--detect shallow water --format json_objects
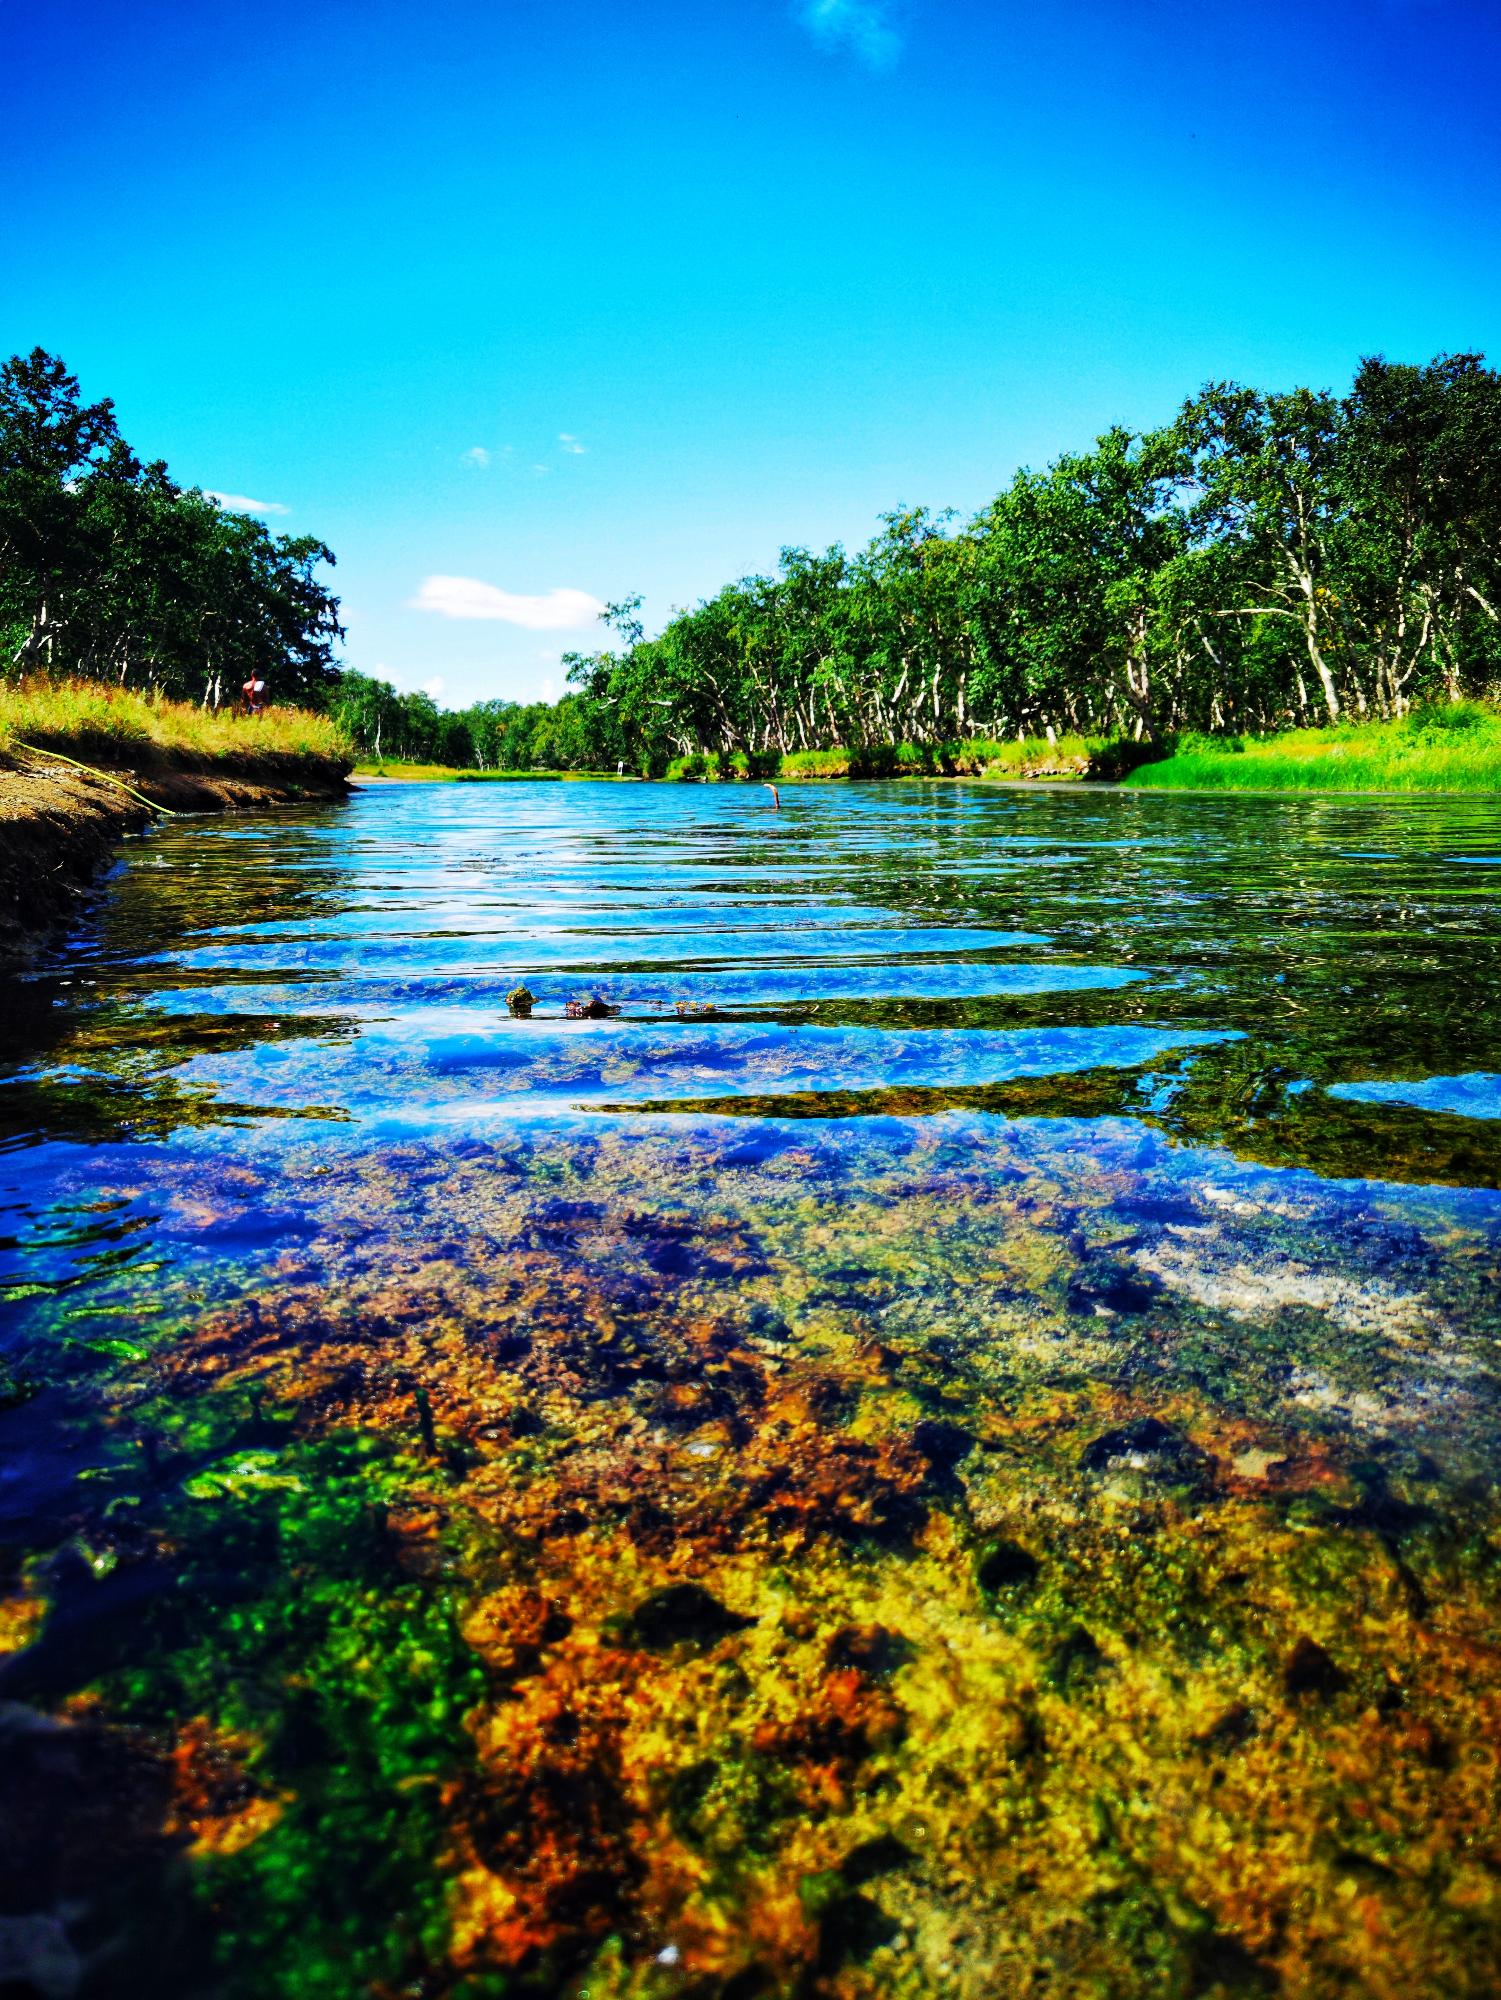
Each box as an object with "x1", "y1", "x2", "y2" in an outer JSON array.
[{"x1": 3, "y1": 778, "x2": 1501, "y2": 1999}]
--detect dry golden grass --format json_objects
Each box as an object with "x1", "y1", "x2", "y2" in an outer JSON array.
[{"x1": 0, "y1": 678, "x2": 350, "y2": 766}]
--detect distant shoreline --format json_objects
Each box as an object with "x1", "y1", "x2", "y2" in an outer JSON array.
[{"x1": 352, "y1": 706, "x2": 1501, "y2": 796}]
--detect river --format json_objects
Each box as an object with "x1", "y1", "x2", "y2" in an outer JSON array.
[{"x1": 3, "y1": 778, "x2": 1501, "y2": 1999}]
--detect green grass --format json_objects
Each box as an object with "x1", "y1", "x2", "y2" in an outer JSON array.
[
  {"x1": 666, "y1": 736, "x2": 1106, "y2": 782},
  {"x1": 354, "y1": 760, "x2": 506, "y2": 781},
  {"x1": 352, "y1": 761, "x2": 623, "y2": 781},
  {"x1": 0, "y1": 678, "x2": 350, "y2": 767},
  {"x1": 1125, "y1": 702, "x2": 1501, "y2": 793}
]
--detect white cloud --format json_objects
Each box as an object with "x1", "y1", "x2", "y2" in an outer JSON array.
[
  {"x1": 424, "y1": 676, "x2": 446, "y2": 698},
  {"x1": 559, "y1": 433, "x2": 586, "y2": 454},
  {"x1": 205, "y1": 490, "x2": 290, "y2": 516},
  {"x1": 461, "y1": 446, "x2": 491, "y2": 468},
  {"x1": 795, "y1": 0, "x2": 901, "y2": 68},
  {"x1": 409, "y1": 576, "x2": 606, "y2": 630},
  {"x1": 532, "y1": 463, "x2": 551, "y2": 475}
]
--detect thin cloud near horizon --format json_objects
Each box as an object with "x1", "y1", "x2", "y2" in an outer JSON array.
[
  {"x1": 204, "y1": 490, "x2": 290, "y2": 516},
  {"x1": 409, "y1": 575, "x2": 606, "y2": 631}
]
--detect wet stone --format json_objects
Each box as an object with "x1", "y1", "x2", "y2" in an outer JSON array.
[
  {"x1": 1080, "y1": 1415, "x2": 1208, "y2": 1487},
  {"x1": 976, "y1": 1538, "x2": 1041, "y2": 1599},
  {"x1": 1284, "y1": 1636, "x2": 1349, "y2": 1699},
  {"x1": 824, "y1": 1623, "x2": 914, "y2": 1681},
  {"x1": 1066, "y1": 1260, "x2": 1162, "y2": 1315},
  {"x1": 625, "y1": 1584, "x2": 753, "y2": 1651}
]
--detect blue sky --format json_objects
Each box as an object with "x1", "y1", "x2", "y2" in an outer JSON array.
[{"x1": 5, "y1": 0, "x2": 1499, "y2": 708}]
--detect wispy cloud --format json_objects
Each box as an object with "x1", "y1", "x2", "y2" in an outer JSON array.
[
  {"x1": 205, "y1": 490, "x2": 290, "y2": 516},
  {"x1": 409, "y1": 576, "x2": 605, "y2": 630},
  {"x1": 794, "y1": 0, "x2": 901, "y2": 69},
  {"x1": 461, "y1": 446, "x2": 491, "y2": 468},
  {"x1": 423, "y1": 675, "x2": 446, "y2": 698},
  {"x1": 558, "y1": 433, "x2": 586, "y2": 455}
]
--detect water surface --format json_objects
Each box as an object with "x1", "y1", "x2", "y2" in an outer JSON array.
[{"x1": 3, "y1": 779, "x2": 1501, "y2": 2000}]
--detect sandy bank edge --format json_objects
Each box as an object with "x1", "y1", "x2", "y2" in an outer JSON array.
[{"x1": 0, "y1": 752, "x2": 350, "y2": 972}]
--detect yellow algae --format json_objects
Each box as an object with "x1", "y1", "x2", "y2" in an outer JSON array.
[{"x1": 0, "y1": 1589, "x2": 46, "y2": 1658}]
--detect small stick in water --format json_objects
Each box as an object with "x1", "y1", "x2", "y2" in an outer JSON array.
[{"x1": 414, "y1": 1386, "x2": 438, "y2": 1457}]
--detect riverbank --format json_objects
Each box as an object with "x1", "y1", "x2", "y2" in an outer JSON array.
[
  {"x1": 666, "y1": 734, "x2": 1120, "y2": 781},
  {"x1": 353, "y1": 736, "x2": 1130, "y2": 785},
  {"x1": 1126, "y1": 702, "x2": 1501, "y2": 792},
  {"x1": 355, "y1": 761, "x2": 568, "y2": 782},
  {"x1": 0, "y1": 684, "x2": 352, "y2": 968},
  {"x1": 357, "y1": 710, "x2": 1501, "y2": 793}
]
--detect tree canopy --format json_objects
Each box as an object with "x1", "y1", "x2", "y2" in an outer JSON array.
[
  {"x1": 8, "y1": 347, "x2": 1498, "y2": 772},
  {"x1": 0, "y1": 348, "x2": 343, "y2": 706},
  {"x1": 572, "y1": 352, "x2": 1501, "y2": 768}
]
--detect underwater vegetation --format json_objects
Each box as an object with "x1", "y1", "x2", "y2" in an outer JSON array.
[{"x1": 2, "y1": 779, "x2": 1501, "y2": 1999}]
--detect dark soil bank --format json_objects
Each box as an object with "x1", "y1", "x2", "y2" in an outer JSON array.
[{"x1": 0, "y1": 750, "x2": 349, "y2": 969}]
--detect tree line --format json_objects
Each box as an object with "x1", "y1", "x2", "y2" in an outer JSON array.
[
  {"x1": 569, "y1": 352, "x2": 1501, "y2": 769},
  {"x1": 0, "y1": 349, "x2": 344, "y2": 707},
  {"x1": 324, "y1": 672, "x2": 628, "y2": 771},
  {"x1": 7, "y1": 348, "x2": 1498, "y2": 772}
]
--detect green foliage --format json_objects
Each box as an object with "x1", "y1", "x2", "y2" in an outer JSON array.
[
  {"x1": 574, "y1": 352, "x2": 1501, "y2": 769},
  {"x1": 0, "y1": 348, "x2": 343, "y2": 705},
  {"x1": 12, "y1": 345, "x2": 1500, "y2": 780},
  {"x1": 331, "y1": 671, "x2": 625, "y2": 772},
  {"x1": 1127, "y1": 705, "x2": 1501, "y2": 792}
]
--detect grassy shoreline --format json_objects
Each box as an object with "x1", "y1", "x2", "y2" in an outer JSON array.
[
  {"x1": 0, "y1": 682, "x2": 353, "y2": 968},
  {"x1": 357, "y1": 708, "x2": 1501, "y2": 794},
  {"x1": 10, "y1": 682, "x2": 1496, "y2": 796},
  {"x1": 0, "y1": 679, "x2": 349, "y2": 771},
  {"x1": 1125, "y1": 703, "x2": 1501, "y2": 793}
]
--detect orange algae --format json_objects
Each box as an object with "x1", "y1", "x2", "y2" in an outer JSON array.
[{"x1": 74, "y1": 1118, "x2": 1497, "y2": 1998}]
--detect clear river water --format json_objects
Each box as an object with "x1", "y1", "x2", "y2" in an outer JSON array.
[{"x1": 2, "y1": 777, "x2": 1501, "y2": 2000}]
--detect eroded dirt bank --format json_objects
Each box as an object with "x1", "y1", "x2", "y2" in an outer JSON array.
[{"x1": 0, "y1": 750, "x2": 349, "y2": 969}]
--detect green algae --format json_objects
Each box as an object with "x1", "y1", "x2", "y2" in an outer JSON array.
[
  {"x1": 2, "y1": 1113, "x2": 1497, "y2": 1995},
  {"x1": 4, "y1": 783, "x2": 1501, "y2": 1996}
]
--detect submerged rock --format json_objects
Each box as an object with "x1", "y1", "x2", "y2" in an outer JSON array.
[
  {"x1": 976, "y1": 1538, "x2": 1041, "y2": 1600},
  {"x1": 1079, "y1": 1416, "x2": 1208, "y2": 1487},
  {"x1": 824, "y1": 1623, "x2": 914, "y2": 1681},
  {"x1": 1285, "y1": 1636, "x2": 1349, "y2": 1699},
  {"x1": 1066, "y1": 1261, "x2": 1161, "y2": 1315},
  {"x1": 626, "y1": 1584, "x2": 753, "y2": 1651}
]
